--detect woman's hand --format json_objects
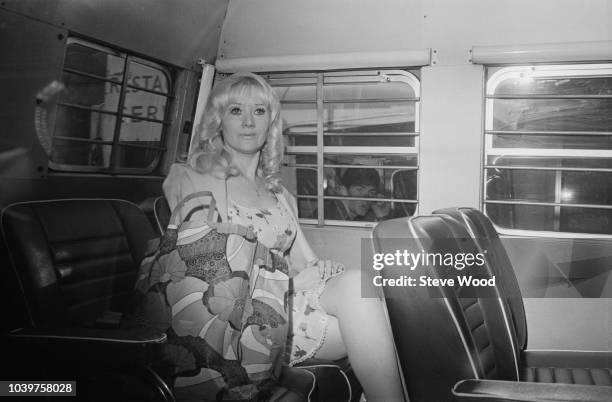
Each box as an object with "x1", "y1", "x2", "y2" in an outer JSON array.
[
  {"x1": 293, "y1": 260, "x2": 345, "y2": 292},
  {"x1": 316, "y1": 259, "x2": 345, "y2": 280},
  {"x1": 292, "y1": 266, "x2": 323, "y2": 292}
]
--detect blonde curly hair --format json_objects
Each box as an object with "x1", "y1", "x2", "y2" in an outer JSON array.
[{"x1": 189, "y1": 72, "x2": 283, "y2": 192}]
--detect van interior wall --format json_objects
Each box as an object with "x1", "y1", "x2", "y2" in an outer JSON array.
[
  {"x1": 0, "y1": 0, "x2": 227, "y2": 204},
  {"x1": 220, "y1": 0, "x2": 612, "y2": 351}
]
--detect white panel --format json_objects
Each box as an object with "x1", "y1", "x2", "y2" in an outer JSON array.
[
  {"x1": 219, "y1": 0, "x2": 424, "y2": 61},
  {"x1": 418, "y1": 65, "x2": 484, "y2": 214},
  {"x1": 216, "y1": 49, "x2": 431, "y2": 72},
  {"x1": 472, "y1": 41, "x2": 612, "y2": 64}
]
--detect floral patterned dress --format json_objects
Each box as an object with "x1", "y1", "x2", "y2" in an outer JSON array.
[
  {"x1": 227, "y1": 195, "x2": 333, "y2": 366},
  {"x1": 137, "y1": 164, "x2": 339, "y2": 400}
]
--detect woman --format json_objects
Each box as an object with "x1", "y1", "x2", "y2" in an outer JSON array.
[{"x1": 163, "y1": 72, "x2": 403, "y2": 401}]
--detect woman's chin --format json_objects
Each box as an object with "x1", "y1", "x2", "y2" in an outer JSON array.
[{"x1": 226, "y1": 145, "x2": 264, "y2": 155}]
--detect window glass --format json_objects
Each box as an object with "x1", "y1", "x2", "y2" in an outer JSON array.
[
  {"x1": 63, "y1": 42, "x2": 123, "y2": 81},
  {"x1": 48, "y1": 38, "x2": 172, "y2": 174},
  {"x1": 323, "y1": 81, "x2": 415, "y2": 100},
  {"x1": 127, "y1": 60, "x2": 170, "y2": 94},
  {"x1": 54, "y1": 106, "x2": 117, "y2": 140},
  {"x1": 268, "y1": 70, "x2": 420, "y2": 225},
  {"x1": 60, "y1": 72, "x2": 116, "y2": 112},
  {"x1": 491, "y1": 133, "x2": 612, "y2": 150},
  {"x1": 492, "y1": 99, "x2": 612, "y2": 132},
  {"x1": 119, "y1": 120, "x2": 164, "y2": 143},
  {"x1": 484, "y1": 64, "x2": 612, "y2": 235},
  {"x1": 323, "y1": 102, "x2": 416, "y2": 147},
  {"x1": 493, "y1": 75, "x2": 612, "y2": 96}
]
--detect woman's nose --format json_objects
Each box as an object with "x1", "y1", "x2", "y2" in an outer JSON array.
[{"x1": 242, "y1": 112, "x2": 255, "y2": 127}]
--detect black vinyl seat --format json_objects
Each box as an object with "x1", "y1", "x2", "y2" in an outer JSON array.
[
  {"x1": 433, "y1": 207, "x2": 527, "y2": 350},
  {"x1": 372, "y1": 209, "x2": 612, "y2": 402},
  {"x1": 1, "y1": 198, "x2": 317, "y2": 401},
  {"x1": 1, "y1": 199, "x2": 172, "y2": 401},
  {"x1": 433, "y1": 208, "x2": 612, "y2": 387}
]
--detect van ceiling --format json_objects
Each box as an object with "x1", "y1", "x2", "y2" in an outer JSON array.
[{"x1": 1, "y1": 0, "x2": 229, "y2": 69}]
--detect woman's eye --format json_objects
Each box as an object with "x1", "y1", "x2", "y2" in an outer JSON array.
[
  {"x1": 254, "y1": 107, "x2": 267, "y2": 115},
  {"x1": 229, "y1": 107, "x2": 241, "y2": 115}
]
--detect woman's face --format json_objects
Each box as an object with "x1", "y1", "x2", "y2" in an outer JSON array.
[{"x1": 221, "y1": 94, "x2": 270, "y2": 155}]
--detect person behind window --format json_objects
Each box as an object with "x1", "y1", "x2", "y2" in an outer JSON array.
[
  {"x1": 325, "y1": 168, "x2": 391, "y2": 221},
  {"x1": 163, "y1": 73, "x2": 403, "y2": 401}
]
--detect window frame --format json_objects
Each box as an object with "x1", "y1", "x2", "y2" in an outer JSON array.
[
  {"x1": 266, "y1": 69, "x2": 421, "y2": 227},
  {"x1": 48, "y1": 37, "x2": 174, "y2": 175},
  {"x1": 483, "y1": 63, "x2": 612, "y2": 238}
]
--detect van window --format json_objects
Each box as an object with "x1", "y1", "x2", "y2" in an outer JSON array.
[
  {"x1": 484, "y1": 64, "x2": 612, "y2": 235},
  {"x1": 266, "y1": 70, "x2": 420, "y2": 225},
  {"x1": 49, "y1": 38, "x2": 172, "y2": 174}
]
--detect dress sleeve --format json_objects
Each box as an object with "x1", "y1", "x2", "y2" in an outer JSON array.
[
  {"x1": 162, "y1": 164, "x2": 221, "y2": 223},
  {"x1": 163, "y1": 163, "x2": 194, "y2": 212},
  {"x1": 281, "y1": 188, "x2": 319, "y2": 274}
]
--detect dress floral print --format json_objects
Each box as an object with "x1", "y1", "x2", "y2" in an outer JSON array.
[
  {"x1": 130, "y1": 164, "x2": 342, "y2": 400},
  {"x1": 227, "y1": 196, "x2": 333, "y2": 366},
  {"x1": 125, "y1": 195, "x2": 294, "y2": 401}
]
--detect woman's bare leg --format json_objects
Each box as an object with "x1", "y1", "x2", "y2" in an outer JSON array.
[{"x1": 315, "y1": 270, "x2": 404, "y2": 402}]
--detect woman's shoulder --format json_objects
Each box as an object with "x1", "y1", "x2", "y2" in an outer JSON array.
[
  {"x1": 165, "y1": 163, "x2": 222, "y2": 187},
  {"x1": 163, "y1": 163, "x2": 226, "y2": 209}
]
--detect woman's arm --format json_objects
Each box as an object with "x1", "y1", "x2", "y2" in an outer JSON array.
[
  {"x1": 281, "y1": 189, "x2": 345, "y2": 289},
  {"x1": 163, "y1": 163, "x2": 194, "y2": 211}
]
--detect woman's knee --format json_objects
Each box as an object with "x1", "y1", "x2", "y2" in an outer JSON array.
[{"x1": 321, "y1": 270, "x2": 362, "y2": 313}]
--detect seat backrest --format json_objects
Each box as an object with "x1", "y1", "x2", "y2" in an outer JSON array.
[
  {"x1": 373, "y1": 215, "x2": 521, "y2": 401},
  {"x1": 433, "y1": 207, "x2": 527, "y2": 350},
  {"x1": 1, "y1": 199, "x2": 156, "y2": 328}
]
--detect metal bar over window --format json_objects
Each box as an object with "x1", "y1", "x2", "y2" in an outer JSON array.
[
  {"x1": 484, "y1": 200, "x2": 612, "y2": 210},
  {"x1": 316, "y1": 73, "x2": 324, "y2": 226},
  {"x1": 324, "y1": 195, "x2": 418, "y2": 203},
  {"x1": 109, "y1": 55, "x2": 131, "y2": 171},
  {"x1": 484, "y1": 165, "x2": 612, "y2": 173},
  {"x1": 486, "y1": 94, "x2": 612, "y2": 100},
  {"x1": 57, "y1": 102, "x2": 118, "y2": 116},
  {"x1": 323, "y1": 98, "x2": 420, "y2": 103},
  {"x1": 120, "y1": 113, "x2": 171, "y2": 125},
  {"x1": 486, "y1": 130, "x2": 612, "y2": 136},
  {"x1": 286, "y1": 164, "x2": 419, "y2": 170},
  {"x1": 118, "y1": 143, "x2": 167, "y2": 151},
  {"x1": 52, "y1": 136, "x2": 114, "y2": 145},
  {"x1": 124, "y1": 84, "x2": 172, "y2": 98},
  {"x1": 63, "y1": 68, "x2": 122, "y2": 85},
  {"x1": 272, "y1": 69, "x2": 421, "y2": 225}
]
